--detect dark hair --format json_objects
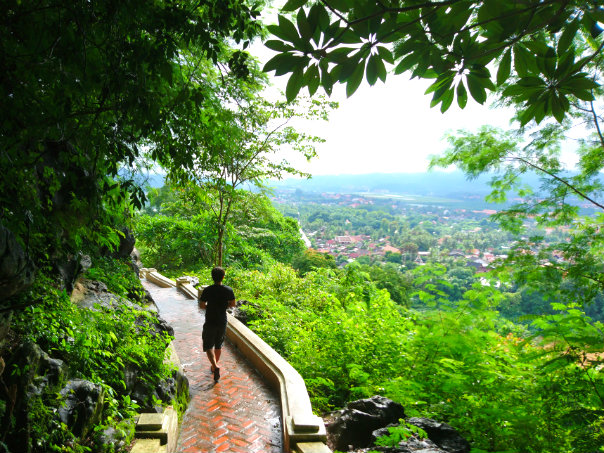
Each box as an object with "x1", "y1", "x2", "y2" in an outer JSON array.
[{"x1": 211, "y1": 266, "x2": 225, "y2": 283}]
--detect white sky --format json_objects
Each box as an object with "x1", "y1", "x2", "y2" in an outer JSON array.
[
  {"x1": 290, "y1": 78, "x2": 517, "y2": 175},
  {"x1": 250, "y1": 44, "x2": 516, "y2": 175}
]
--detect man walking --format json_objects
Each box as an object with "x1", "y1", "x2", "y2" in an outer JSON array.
[{"x1": 198, "y1": 267, "x2": 236, "y2": 382}]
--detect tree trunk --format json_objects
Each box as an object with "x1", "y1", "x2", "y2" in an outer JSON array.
[{"x1": 217, "y1": 226, "x2": 224, "y2": 267}]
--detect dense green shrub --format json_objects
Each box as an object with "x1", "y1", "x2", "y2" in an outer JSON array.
[
  {"x1": 6, "y1": 262, "x2": 176, "y2": 452},
  {"x1": 227, "y1": 263, "x2": 603, "y2": 453},
  {"x1": 134, "y1": 195, "x2": 305, "y2": 271},
  {"x1": 134, "y1": 214, "x2": 215, "y2": 271}
]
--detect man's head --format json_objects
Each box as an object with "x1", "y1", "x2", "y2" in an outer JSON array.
[{"x1": 211, "y1": 266, "x2": 226, "y2": 284}]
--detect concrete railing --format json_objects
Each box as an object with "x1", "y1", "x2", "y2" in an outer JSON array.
[{"x1": 139, "y1": 269, "x2": 331, "y2": 453}]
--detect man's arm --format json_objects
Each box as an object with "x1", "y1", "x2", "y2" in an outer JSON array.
[
  {"x1": 198, "y1": 289, "x2": 207, "y2": 309},
  {"x1": 228, "y1": 299, "x2": 236, "y2": 308}
]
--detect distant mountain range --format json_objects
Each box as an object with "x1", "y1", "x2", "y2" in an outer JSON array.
[{"x1": 268, "y1": 171, "x2": 543, "y2": 199}]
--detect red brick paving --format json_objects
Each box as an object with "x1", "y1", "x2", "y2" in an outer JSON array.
[{"x1": 143, "y1": 281, "x2": 283, "y2": 453}]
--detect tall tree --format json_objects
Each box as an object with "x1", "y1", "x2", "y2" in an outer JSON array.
[
  {"x1": 0, "y1": 0, "x2": 263, "y2": 276},
  {"x1": 168, "y1": 69, "x2": 336, "y2": 265}
]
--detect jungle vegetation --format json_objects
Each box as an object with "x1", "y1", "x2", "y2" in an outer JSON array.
[{"x1": 2, "y1": 1, "x2": 604, "y2": 452}]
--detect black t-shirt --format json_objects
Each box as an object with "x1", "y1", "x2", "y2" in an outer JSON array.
[{"x1": 199, "y1": 284, "x2": 235, "y2": 326}]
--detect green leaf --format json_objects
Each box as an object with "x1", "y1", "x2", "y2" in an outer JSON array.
[
  {"x1": 305, "y1": 64, "x2": 320, "y2": 96},
  {"x1": 263, "y1": 53, "x2": 308, "y2": 76},
  {"x1": 394, "y1": 53, "x2": 419, "y2": 75},
  {"x1": 286, "y1": 68, "x2": 304, "y2": 102},
  {"x1": 555, "y1": 50, "x2": 575, "y2": 78},
  {"x1": 533, "y1": 98, "x2": 548, "y2": 124},
  {"x1": 346, "y1": 62, "x2": 365, "y2": 97},
  {"x1": 317, "y1": 4, "x2": 331, "y2": 30},
  {"x1": 275, "y1": 15, "x2": 301, "y2": 44},
  {"x1": 376, "y1": 57, "x2": 387, "y2": 82},
  {"x1": 466, "y1": 73, "x2": 487, "y2": 104},
  {"x1": 562, "y1": 73, "x2": 598, "y2": 91},
  {"x1": 456, "y1": 81, "x2": 468, "y2": 108},
  {"x1": 366, "y1": 55, "x2": 379, "y2": 86},
  {"x1": 497, "y1": 49, "x2": 511, "y2": 85},
  {"x1": 425, "y1": 74, "x2": 453, "y2": 95},
  {"x1": 326, "y1": 0, "x2": 350, "y2": 13},
  {"x1": 572, "y1": 89, "x2": 595, "y2": 101},
  {"x1": 297, "y1": 8, "x2": 313, "y2": 40},
  {"x1": 519, "y1": 102, "x2": 538, "y2": 126},
  {"x1": 558, "y1": 20, "x2": 579, "y2": 55},
  {"x1": 263, "y1": 53, "x2": 289, "y2": 73},
  {"x1": 264, "y1": 40, "x2": 295, "y2": 52},
  {"x1": 513, "y1": 44, "x2": 532, "y2": 77},
  {"x1": 440, "y1": 88, "x2": 454, "y2": 113},
  {"x1": 518, "y1": 76, "x2": 547, "y2": 87},
  {"x1": 551, "y1": 94, "x2": 565, "y2": 122},
  {"x1": 345, "y1": 29, "x2": 367, "y2": 45},
  {"x1": 377, "y1": 46, "x2": 394, "y2": 65},
  {"x1": 282, "y1": 0, "x2": 307, "y2": 12},
  {"x1": 327, "y1": 47, "x2": 355, "y2": 64}
]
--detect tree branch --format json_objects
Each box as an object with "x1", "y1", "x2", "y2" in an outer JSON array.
[{"x1": 511, "y1": 155, "x2": 604, "y2": 211}]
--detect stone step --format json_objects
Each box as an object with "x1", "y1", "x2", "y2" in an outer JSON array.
[
  {"x1": 132, "y1": 407, "x2": 178, "y2": 452},
  {"x1": 136, "y1": 413, "x2": 165, "y2": 431}
]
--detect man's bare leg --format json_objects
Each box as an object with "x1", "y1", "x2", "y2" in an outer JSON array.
[
  {"x1": 215, "y1": 348, "x2": 222, "y2": 366},
  {"x1": 206, "y1": 349, "x2": 218, "y2": 372}
]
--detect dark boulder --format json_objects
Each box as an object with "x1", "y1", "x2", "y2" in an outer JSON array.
[
  {"x1": 231, "y1": 299, "x2": 254, "y2": 325},
  {"x1": 0, "y1": 224, "x2": 35, "y2": 301},
  {"x1": 125, "y1": 365, "x2": 187, "y2": 413},
  {"x1": 95, "y1": 423, "x2": 132, "y2": 452},
  {"x1": 6, "y1": 342, "x2": 66, "y2": 396},
  {"x1": 406, "y1": 418, "x2": 471, "y2": 453},
  {"x1": 327, "y1": 396, "x2": 406, "y2": 451},
  {"x1": 113, "y1": 227, "x2": 136, "y2": 259},
  {"x1": 57, "y1": 379, "x2": 105, "y2": 438},
  {"x1": 55, "y1": 253, "x2": 91, "y2": 293},
  {"x1": 156, "y1": 368, "x2": 189, "y2": 404},
  {"x1": 348, "y1": 396, "x2": 406, "y2": 423},
  {"x1": 371, "y1": 427, "x2": 447, "y2": 453}
]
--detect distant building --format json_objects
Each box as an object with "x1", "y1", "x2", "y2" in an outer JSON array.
[
  {"x1": 483, "y1": 252, "x2": 495, "y2": 262},
  {"x1": 473, "y1": 209, "x2": 498, "y2": 215},
  {"x1": 467, "y1": 259, "x2": 489, "y2": 273},
  {"x1": 382, "y1": 245, "x2": 401, "y2": 254}
]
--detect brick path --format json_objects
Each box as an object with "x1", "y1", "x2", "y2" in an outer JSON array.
[{"x1": 142, "y1": 281, "x2": 283, "y2": 453}]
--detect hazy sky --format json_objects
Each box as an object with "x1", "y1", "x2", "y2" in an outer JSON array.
[
  {"x1": 277, "y1": 76, "x2": 516, "y2": 175},
  {"x1": 250, "y1": 42, "x2": 517, "y2": 176}
]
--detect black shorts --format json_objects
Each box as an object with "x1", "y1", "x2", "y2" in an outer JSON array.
[{"x1": 202, "y1": 323, "x2": 227, "y2": 351}]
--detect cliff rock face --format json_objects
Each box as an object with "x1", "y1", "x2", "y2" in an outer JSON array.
[
  {"x1": 71, "y1": 278, "x2": 174, "y2": 338},
  {"x1": 0, "y1": 224, "x2": 35, "y2": 301},
  {"x1": 58, "y1": 379, "x2": 105, "y2": 438},
  {"x1": 2, "y1": 342, "x2": 67, "y2": 453},
  {"x1": 55, "y1": 253, "x2": 91, "y2": 293},
  {"x1": 0, "y1": 264, "x2": 186, "y2": 452}
]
